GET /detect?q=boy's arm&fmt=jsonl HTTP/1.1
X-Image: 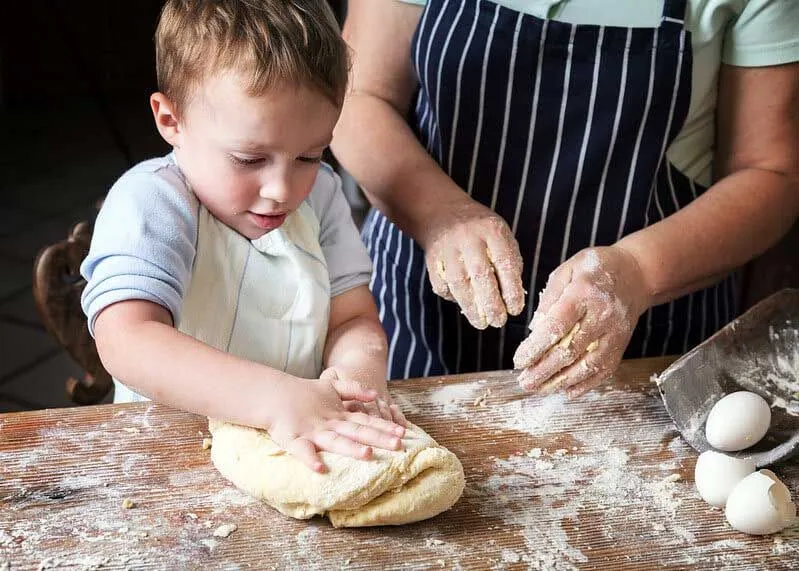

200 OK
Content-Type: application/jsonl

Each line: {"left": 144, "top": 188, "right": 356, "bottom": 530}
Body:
{"left": 93, "top": 298, "right": 404, "bottom": 473}
{"left": 324, "top": 285, "right": 406, "bottom": 425}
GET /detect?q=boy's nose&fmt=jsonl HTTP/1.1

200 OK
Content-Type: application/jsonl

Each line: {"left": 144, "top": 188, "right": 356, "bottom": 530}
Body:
{"left": 259, "top": 173, "right": 293, "bottom": 203}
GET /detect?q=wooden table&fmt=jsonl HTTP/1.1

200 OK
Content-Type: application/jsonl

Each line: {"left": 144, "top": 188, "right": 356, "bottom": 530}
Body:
{"left": 1, "top": 357, "right": 797, "bottom": 570}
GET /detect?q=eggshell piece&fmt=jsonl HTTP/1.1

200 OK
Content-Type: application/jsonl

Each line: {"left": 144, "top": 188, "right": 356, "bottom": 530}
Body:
{"left": 725, "top": 470, "right": 797, "bottom": 535}
{"left": 705, "top": 391, "right": 771, "bottom": 452}
{"left": 694, "top": 450, "right": 755, "bottom": 507}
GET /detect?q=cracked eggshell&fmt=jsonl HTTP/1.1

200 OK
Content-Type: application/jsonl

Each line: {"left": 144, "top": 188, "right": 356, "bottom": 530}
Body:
{"left": 705, "top": 391, "right": 771, "bottom": 452}
{"left": 694, "top": 450, "right": 756, "bottom": 507}
{"left": 725, "top": 470, "right": 797, "bottom": 535}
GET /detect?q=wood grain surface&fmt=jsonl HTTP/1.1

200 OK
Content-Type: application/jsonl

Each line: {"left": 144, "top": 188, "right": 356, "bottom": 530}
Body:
{"left": 1, "top": 357, "right": 797, "bottom": 570}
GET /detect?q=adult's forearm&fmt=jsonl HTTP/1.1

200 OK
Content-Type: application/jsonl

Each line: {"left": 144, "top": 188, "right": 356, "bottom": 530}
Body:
{"left": 332, "top": 92, "right": 464, "bottom": 247}
{"left": 323, "top": 314, "right": 388, "bottom": 390}
{"left": 618, "top": 167, "right": 799, "bottom": 306}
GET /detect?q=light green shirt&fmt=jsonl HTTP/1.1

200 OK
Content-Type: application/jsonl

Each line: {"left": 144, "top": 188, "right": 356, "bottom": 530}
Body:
{"left": 399, "top": 0, "right": 799, "bottom": 186}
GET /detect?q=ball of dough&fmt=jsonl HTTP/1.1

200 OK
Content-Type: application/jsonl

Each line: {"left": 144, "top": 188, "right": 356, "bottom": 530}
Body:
{"left": 208, "top": 419, "right": 466, "bottom": 527}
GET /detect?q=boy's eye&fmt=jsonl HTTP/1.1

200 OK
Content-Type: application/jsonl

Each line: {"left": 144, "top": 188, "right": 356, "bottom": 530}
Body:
{"left": 229, "top": 154, "right": 264, "bottom": 167}
{"left": 297, "top": 155, "right": 323, "bottom": 164}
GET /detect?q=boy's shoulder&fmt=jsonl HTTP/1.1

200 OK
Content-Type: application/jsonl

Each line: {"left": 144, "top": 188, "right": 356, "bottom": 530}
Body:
{"left": 109, "top": 153, "right": 199, "bottom": 213}
{"left": 305, "top": 162, "right": 341, "bottom": 209}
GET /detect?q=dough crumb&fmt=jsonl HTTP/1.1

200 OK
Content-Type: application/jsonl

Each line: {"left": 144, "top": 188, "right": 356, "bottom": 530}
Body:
{"left": 121, "top": 498, "right": 135, "bottom": 509}
{"left": 202, "top": 438, "right": 213, "bottom": 450}
{"left": 118, "top": 526, "right": 129, "bottom": 533}
{"left": 426, "top": 538, "right": 445, "bottom": 547}
{"left": 187, "top": 512, "right": 199, "bottom": 520}
{"left": 553, "top": 449, "right": 568, "bottom": 457}
{"left": 652, "top": 523, "right": 666, "bottom": 531}
{"left": 663, "top": 473, "right": 681, "bottom": 483}
{"left": 473, "top": 390, "right": 491, "bottom": 407}
{"left": 526, "top": 448, "right": 543, "bottom": 458}
{"left": 213, "top": 523, "right": 238, "bottom": 538}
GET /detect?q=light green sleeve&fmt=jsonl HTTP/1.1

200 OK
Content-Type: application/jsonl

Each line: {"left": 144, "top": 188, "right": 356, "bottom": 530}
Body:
{"left": 722, "top": 0, "right": 799, "bottom": 66}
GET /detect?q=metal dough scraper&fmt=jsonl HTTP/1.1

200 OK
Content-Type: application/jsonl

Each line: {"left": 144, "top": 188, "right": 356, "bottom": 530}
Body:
{"left": 656, "top": 288, "right": 799, "bottom": 467}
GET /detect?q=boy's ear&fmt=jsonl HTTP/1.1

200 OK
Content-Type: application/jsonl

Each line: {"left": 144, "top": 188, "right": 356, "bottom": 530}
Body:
{"left": 150, "top": 93, "right": 183, "bottom": 147}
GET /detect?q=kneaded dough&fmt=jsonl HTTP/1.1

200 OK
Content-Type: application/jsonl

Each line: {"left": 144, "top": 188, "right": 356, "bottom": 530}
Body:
{"left": 208, "top": 419, "right": 466, "bottom": 527}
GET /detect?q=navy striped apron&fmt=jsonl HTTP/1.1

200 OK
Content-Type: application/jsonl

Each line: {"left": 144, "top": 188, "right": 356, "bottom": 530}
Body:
{"left": 364, "top": 0, "right": 739, "bottom": 379}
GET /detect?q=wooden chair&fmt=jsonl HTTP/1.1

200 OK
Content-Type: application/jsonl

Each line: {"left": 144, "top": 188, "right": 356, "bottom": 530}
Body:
{"left": 32, "top": 220, "right": 113, "bottom": 405}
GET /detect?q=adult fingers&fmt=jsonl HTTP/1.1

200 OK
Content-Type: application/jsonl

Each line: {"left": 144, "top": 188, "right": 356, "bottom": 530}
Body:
{"left": 513, "top": 292, "right": 586, "bottom": 370}
{"left": 516, "top": 321, "right": 602, "bottom": 390}
{"left": 531, "top": 340, "right": 608, "bottom": 395}
{"left": 565, "top": 367, "right": 616, "bottom": 399}
{"left": 442, "top": 248, "right": 484, "bottom": 329}
{"left": 427, "top": 254, "right": 456, "bottom": 302}
{"left": 463, "top": 244, "right": 507, "bottom": 328}
{"left": 485, "top": 228, "right": 525, "bottom": 316}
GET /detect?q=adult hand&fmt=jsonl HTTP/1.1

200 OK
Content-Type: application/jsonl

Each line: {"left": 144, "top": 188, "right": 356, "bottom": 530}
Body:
{"left": 513, "top": 246, "right": 652, "bottom": 398}
{"left": 421, "top": 196, "right": 525, "bottom": 329}
{"left": 267, "top": 369, "right": 406, "bottom": 473}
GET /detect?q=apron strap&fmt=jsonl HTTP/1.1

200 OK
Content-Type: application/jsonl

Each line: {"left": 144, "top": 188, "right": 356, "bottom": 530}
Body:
{"left": 661, "top": 0, "right": 688, "bottom": 25}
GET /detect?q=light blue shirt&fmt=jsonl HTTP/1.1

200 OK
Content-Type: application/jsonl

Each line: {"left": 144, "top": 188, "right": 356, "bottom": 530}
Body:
{"left": 81, "top": 154, "right": 372, "bottom": 334}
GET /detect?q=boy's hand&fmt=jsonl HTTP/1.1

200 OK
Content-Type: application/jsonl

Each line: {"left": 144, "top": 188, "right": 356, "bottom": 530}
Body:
{"left": 323, "top": 366, "right": 408, "bottom": 427}
{"left": 267, "top": 369, "right": 406, "bottom": 474}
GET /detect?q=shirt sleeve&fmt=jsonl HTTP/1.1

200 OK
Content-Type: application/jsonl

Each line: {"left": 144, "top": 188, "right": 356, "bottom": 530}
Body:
{"left": 308, "top": 164, "right": 373, "bottom": 297}
{"left": 80, "top": 161, "right": 199, "bottom": 336}
{"left": 723, "top": 0, "right": 799, "bottom": 67}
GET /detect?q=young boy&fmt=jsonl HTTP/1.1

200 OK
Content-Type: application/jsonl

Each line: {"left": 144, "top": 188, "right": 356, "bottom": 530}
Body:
{"left": 81, "top": 0, "right": 405, "bottom": 473}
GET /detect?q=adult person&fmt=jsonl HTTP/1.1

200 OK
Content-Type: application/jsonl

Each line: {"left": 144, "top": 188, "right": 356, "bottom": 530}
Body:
{"left": 331, "top": 0, "right": 799, "bottom": 397}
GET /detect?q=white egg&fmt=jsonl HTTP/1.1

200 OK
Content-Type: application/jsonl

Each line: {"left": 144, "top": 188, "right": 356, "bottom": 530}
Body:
{"left": 725, "top": 470, "right": 797, "bottom": 535}
{"left": 705, "top": 391, "right": 771, "bottom": 451}
{"left": 694, "top": 450, "right": 755, "bottom": 507}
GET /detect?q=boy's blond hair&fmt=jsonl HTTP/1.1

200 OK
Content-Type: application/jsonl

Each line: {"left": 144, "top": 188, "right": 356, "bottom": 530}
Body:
{"left": 155, "top": 0, "right": 349, "bottom": 114}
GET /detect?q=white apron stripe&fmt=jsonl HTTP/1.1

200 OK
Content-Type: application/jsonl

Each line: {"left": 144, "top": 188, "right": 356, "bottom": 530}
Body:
{"left": 448, "top": 1, "right": 481, "bottom": 172}
{"left": 402, "top": 238, "right": 418, "bottom": 379}
{"left": 640, "top": 29, "right": 685, "bottom": 356}
{"left": 527, "top": 24, "right": 578, "bottom": 323}
{"left": 617, "top": 28, "right": 659, "bottom": 241}
{"left": 378, "top": 224, "right": 395, "bottom": 323}
{"left": 561, "top": 26, "right": 604, "bottom": 261}
{"left": 435, "top": 0, "right": 465, "bottom": 163}
{"left": 466, "top": 4, "right": 500, "bottom": 196}
{"left": 489, "top": 12, "right": 524, "bottom": 211}
{"left": 590, "top": 28, "right": 632, "bottom": 246}
{"left": 387, "top": 228, "right": 404, "bottom": 370}
{"left": 499, "top": 19, "right": 549, "bottom": 368}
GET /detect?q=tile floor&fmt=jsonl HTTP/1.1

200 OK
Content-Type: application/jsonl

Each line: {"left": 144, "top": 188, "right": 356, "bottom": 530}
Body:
{"left": 0, "top": 97, "right": 369, "bottom": 414}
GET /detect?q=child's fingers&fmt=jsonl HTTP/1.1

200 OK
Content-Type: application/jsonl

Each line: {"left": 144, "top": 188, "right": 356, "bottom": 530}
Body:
{"left": 284, "top": 437, "right": 327, "bottom": 473}
{"left": 332, "top": 378, "right": 378, "bottom": 402}
{"left": 346, "top": 411, "right": 406, "bottom": 437}
{"left": 311, "top": 430, "right": 373, "bottom": 460}
{"left": 329, "top": 418, "right": 403, "bottom": 450}
{"left": 389, "top": 404, "right": 408, "bottom": 427}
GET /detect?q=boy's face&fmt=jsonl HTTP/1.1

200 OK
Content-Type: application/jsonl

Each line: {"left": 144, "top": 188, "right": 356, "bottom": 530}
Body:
{"left": 163, "top": 72, "right": 341, "bottom": 240}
